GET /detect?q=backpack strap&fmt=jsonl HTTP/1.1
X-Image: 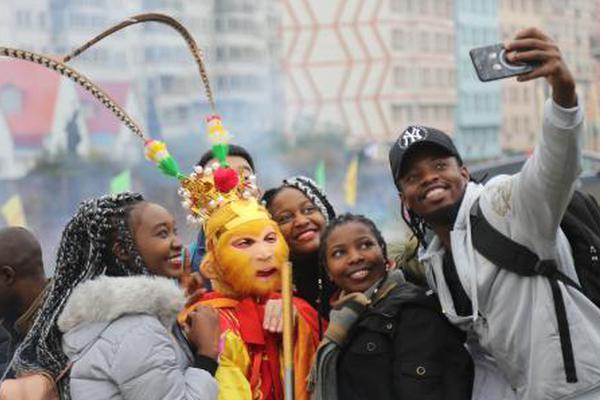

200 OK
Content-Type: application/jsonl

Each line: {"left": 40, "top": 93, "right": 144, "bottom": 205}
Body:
{"left": 469, "top": 199, "right": 581, "bottom": 289}
{"left": 469, "top": 198, "right": 578, "bottom": 383}
{"left": 569, "top": 191, "right": 600, "bottom": 232}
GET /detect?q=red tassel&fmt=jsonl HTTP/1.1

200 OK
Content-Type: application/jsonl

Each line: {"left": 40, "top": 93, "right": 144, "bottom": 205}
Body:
{"left": 214, "top": 167, "right": 239, "bottom": 193}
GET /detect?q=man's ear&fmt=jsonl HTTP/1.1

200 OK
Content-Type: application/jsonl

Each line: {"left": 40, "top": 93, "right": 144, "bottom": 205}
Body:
{"left": 398, "top": 192, "right": 407, "bottom": 207}
{"left": 460, "top": 165, "right": 470, "bottom": 182}
{"left": 0, "top": 265, "right": 16, "bottom": 285}
{"left": 385, "top": 259, "right": 397, "bottom": 271}
{"left": 200, "top": 257, "right": 217, "bottom": 280}
{"left": 206, "top": 239, "right": 215, "bottom": 253}
{"left": 112, "top": 242, "right": 129, "bottom": 262}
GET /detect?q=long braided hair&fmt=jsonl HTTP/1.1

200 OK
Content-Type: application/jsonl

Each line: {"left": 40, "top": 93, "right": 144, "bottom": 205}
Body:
{"left": 5, "top": 192, "right": 146, "bottom": 398}
{"left": 400, "top": 200, "right": 430, "bottom": 249}
{"left": 318, "top": 213, "right": 388, "bottom": 274}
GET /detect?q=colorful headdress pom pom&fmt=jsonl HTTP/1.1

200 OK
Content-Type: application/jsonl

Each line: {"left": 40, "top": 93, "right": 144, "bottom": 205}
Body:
{"left": 144, "top": 139, "right": 185, "bottom": 180}
{"left": 214, "top": 165, "right": 239, "bottom": 193}
{"left": 206, "top": 115, "right": 230, "bottom": 167}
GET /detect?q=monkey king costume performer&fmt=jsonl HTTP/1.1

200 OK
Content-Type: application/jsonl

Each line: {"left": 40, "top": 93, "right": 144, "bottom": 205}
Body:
{"left": 131, "top": 24, "right": 322, "bottom": 397}
{"left": 174, "top": 156, "right": 321, "bottom": 400}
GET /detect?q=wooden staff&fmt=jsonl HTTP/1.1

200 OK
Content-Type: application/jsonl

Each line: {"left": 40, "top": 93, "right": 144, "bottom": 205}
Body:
{"left": 282, "top": 261, "right": 295, "bottom": 400}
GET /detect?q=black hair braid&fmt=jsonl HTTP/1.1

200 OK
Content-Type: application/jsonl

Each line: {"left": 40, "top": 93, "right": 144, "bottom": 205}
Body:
{"left": 107, "top": 202, "right": 146, "bottom": 276}
{"left": 5, "top": 192, "right": 145, "bottom": 398}
{"left": 294, "top": 177, "right": 336, "bottom": 221}
{"left": 318, "top": 213, "right": 388, "bottom": 276}
{"left": 400, "top": 201, "right": 429, "bottom": 249}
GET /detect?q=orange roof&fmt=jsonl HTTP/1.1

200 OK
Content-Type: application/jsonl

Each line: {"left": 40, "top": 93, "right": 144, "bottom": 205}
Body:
{"left": 0, "top": 59, "right": 61, "bottom": 146}
{"left": 77, "top": 82, "right": 130, "bottom": 136}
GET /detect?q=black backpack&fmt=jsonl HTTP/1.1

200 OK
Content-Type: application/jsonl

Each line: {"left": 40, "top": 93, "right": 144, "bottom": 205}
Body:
{"left": 469, "top": 190, "right": 600, "bottom": 384}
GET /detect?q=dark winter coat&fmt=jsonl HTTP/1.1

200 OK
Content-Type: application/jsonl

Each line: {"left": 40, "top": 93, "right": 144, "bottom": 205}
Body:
{"left": 336, "top": 280, "right": 474, "bottom": 400}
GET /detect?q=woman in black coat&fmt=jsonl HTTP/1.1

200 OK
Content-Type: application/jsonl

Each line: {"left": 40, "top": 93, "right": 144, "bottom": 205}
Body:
{"left": 310, "top": 214, "right": 473, "bottom": 400}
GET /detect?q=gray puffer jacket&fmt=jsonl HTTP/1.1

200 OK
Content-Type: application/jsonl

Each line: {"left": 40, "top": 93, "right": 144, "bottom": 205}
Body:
{"left": 57, "top": 275, "right": 218, "bottom": 400}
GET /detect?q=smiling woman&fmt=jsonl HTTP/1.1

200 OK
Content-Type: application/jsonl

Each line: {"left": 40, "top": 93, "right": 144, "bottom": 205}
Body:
{"left": 128, "top": 202, "right": 183, "bottom": 279}
{"left": 310, "top": 213, "right": 474, "bottom": 400}
{"left": 4, "top": 193, "right": 220, "bottom": 400}
{"left": 262, "top": 176, "right": 337, "bottom": 320}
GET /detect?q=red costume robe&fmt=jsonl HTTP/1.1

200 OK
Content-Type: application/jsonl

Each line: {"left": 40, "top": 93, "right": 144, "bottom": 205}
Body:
{"left": 179, "top": 292, "right": 321, "bottom": 400}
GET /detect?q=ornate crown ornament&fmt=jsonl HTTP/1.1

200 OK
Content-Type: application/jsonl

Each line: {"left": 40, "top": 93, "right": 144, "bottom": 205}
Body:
{"left": 177, "top": 161, "right": 259, "bottom": 226}
{"left": 143, "top": 114, "right": 261, "bottom": 229}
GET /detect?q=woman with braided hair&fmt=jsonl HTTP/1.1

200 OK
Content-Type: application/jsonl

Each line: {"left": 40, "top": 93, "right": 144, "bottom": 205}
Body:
{"left": 309, "top": 213, "right": 473, "bottom": 400}
{"left": 1, "top": 193, "right": 219, "bottom": 400}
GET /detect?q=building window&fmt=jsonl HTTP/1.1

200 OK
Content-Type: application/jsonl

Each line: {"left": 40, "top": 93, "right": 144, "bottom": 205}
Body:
{"left": 392, "top": 29, "right": 404, "bottom": 51}
{"left": 16, "top": 10, "right": 32, "bottom": 28}
{"left": 422, "top": 67, "right": 431, "bottom": 87}
{"left": 394, "top": 66, "right": 407, "bottom": 88}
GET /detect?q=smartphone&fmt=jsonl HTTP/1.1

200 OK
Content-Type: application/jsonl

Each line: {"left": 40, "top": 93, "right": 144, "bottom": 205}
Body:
{"left": 469, "top": 43, "right": 538, "bottom": 82}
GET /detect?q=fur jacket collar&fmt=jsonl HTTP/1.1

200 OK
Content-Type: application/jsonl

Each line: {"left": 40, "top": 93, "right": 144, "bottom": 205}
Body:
{"left": 57, "top": 275, "right": 185, "bottom": 333}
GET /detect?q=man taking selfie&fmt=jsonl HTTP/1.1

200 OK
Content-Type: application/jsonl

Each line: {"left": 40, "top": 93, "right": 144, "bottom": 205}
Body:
{"left": 388, "top": 27, "right": 600, "bottom": 400}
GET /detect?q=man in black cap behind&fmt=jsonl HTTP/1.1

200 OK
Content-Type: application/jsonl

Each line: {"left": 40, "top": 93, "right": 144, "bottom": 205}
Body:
{"left": 388, "top": 28, "right": 600, "bottom": 400}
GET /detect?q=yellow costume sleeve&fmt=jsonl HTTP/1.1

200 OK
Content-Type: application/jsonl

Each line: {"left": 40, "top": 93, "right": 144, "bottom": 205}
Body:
{"left": 215, "top": 330, "right": 252, "bottom": 400}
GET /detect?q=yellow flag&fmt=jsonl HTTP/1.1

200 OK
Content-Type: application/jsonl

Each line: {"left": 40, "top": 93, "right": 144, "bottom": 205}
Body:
{"left": 344, "top": 156, "right": 359, "bottom": 207}
{"left": 2, "top": 194, "right": 26, "bottom": 227}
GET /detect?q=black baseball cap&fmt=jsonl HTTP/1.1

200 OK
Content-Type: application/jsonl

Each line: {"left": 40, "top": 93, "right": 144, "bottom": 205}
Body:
{"left": 388, "top": 125, "right": 462, "bottom": 191}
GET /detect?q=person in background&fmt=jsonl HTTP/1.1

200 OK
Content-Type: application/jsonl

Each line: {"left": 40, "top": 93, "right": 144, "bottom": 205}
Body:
{"left": 309, "top": 213, "right": 473, "bottom": 400}
{"left": 0, "top": 227, "right": 49, "bottom": 379}
{"left": 0, "top": 328, "right": 8, "bottom": 375}
{"left": 2, "top": 193, "right": 220, "bottom": 400}
{"left": 262, "top": 176, "right": 337, "bottom": 325}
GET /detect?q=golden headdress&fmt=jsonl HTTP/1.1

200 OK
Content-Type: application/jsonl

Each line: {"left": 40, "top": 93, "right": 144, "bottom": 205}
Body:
{"left": 176, "top": 158, "right": 269, "bottom": 240}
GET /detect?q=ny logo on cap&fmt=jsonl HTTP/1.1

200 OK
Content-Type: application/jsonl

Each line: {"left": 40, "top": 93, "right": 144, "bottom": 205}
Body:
{"left": 398, "top": 126, "right": 427, "bottom": 149}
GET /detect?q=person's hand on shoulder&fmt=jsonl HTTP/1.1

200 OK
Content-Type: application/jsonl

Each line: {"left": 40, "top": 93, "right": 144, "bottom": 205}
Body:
{"left": 183, "top": 305, "right": 221, "bottom": 360}
{"left": 505, "top": 27, "right": 576, "bottom": 108}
